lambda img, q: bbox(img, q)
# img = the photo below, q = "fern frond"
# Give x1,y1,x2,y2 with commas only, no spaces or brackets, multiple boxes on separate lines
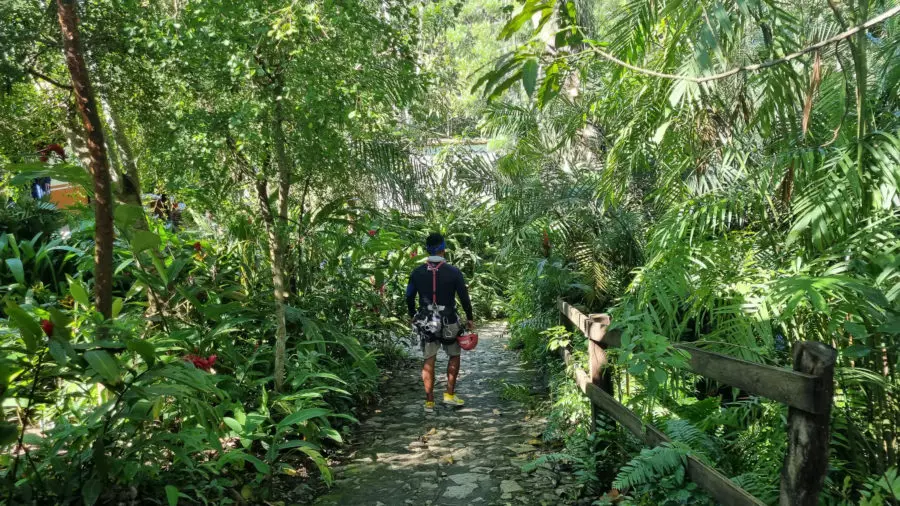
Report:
521,452,584,473
612,442,690,490
664,419,721,463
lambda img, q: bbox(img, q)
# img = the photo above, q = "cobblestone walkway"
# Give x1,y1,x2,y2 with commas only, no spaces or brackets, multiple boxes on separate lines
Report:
314,322,579,505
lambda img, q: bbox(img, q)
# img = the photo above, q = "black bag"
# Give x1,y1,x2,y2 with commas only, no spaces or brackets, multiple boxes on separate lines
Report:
413,310,461,345
413,308,443,343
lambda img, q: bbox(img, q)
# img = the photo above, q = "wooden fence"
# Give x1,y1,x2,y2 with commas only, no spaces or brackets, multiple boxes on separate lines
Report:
557,300,837,506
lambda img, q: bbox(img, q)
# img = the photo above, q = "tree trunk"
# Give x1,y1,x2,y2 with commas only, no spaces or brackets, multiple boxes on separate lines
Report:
98,95,174,322
268,84,293,391
254,178,289,391
271,88,291,222
57,0,114,320
63,102,92,172
101,97,145,211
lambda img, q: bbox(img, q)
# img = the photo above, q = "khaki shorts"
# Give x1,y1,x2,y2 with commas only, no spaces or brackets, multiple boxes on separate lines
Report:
422,322,461,359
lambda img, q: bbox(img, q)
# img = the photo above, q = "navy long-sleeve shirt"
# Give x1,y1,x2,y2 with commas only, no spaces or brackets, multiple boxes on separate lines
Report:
406,260,473,322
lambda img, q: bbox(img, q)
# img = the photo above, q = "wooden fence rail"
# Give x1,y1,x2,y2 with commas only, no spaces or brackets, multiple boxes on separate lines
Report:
557,300,837,506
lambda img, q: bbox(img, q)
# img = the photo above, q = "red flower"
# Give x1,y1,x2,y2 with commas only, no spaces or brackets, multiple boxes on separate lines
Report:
184,354,217,372
410,248,417,258
40,319,54,337
193,242,202,252
367,229,377,237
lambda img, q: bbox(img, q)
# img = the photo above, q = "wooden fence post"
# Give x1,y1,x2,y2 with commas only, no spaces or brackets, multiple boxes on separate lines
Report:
588,314,614,432
779,341,837,506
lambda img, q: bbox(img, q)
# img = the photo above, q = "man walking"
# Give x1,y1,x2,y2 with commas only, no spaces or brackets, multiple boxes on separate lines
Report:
407,233,475,413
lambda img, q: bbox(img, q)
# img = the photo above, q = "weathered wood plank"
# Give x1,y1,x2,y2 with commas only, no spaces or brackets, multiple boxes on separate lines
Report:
588,327,615,431
672,344,826,414
685,456,766,506
581,379,668,446
779,342,836,506
559,300,834,506
557,341,766,506
558,300,621,347
559,299,825,414
581,382,765,506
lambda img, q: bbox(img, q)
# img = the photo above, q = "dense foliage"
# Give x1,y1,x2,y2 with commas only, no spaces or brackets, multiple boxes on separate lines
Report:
1,0,898,504
475,0,900,504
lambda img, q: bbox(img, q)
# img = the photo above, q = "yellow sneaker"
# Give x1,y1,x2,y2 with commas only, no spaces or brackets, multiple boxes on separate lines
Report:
443,393,464,406
424,400,435,413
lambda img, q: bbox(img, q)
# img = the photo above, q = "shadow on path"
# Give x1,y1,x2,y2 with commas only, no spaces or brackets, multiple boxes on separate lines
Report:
314,322,578,505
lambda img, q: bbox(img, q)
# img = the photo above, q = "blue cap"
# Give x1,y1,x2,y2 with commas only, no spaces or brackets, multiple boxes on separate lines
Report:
426,241,446,255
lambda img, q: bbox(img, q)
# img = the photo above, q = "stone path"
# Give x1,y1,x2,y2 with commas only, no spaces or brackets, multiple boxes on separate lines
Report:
314,322,579,506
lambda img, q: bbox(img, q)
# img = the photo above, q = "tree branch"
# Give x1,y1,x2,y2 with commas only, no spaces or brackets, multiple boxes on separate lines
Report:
588,5,899,84
27,68,73,90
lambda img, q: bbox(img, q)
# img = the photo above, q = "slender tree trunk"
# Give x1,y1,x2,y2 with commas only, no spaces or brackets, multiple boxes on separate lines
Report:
98,96,174,322
66,98,121,189
57,0,113,320
272,90,291,222
295,174,311,292
63,103,92,171
101,97,145,211
254,179,289,391
268,86,293,391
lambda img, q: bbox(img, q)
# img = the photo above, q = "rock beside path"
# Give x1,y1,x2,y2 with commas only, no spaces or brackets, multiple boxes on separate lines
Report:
313,322,571,505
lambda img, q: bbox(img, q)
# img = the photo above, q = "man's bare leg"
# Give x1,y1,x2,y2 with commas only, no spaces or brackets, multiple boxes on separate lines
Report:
423,356,436,402
447,356,460,395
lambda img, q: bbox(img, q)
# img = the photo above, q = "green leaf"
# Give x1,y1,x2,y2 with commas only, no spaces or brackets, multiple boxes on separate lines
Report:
843,322,868,339
114,204,146,230
487,69,524,100
167,258,188,282
127,340,156,366
82,477,103,506
111,298,124,319
843,344,872,358
653,368,667,385
5,258,24,284
19,240,35,262
131,230,161,254
522,59,538,98
84,350,122,384
223,417,243,434
628,362,647,375
7,162,93,192
5,304,42,352
277,439,320,451
68,277,91,308
49,340,69,365
239,453,270,474
165,485,179,506
93,436,108,481
653,121,672,145
277,408,330,429
114,258,136,276
6,234,20,259
49,308,73,342
498,1,546,40
321,427,343,443
299,447,332,485
151,254,169,285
